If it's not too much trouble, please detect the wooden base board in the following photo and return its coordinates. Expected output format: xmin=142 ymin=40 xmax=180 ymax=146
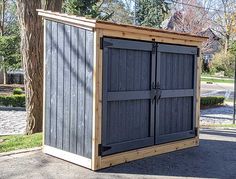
xmin=43 ymin=145 xmax=92 ymax=169
xmin=99 ymin=137 xmax=199 ymax=170
xmin=43 ymin=137 xmax=199 ymax=171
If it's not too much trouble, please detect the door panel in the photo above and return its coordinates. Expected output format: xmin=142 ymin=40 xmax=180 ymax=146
xmin=155 ymin=44 xmax=197 ymax=144
xmin=102 ymin=39 xmax=198 ymax=154
xmin=102 ymin=38 xmax=155 ymax=156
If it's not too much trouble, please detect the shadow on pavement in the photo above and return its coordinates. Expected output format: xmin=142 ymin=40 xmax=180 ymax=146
xmin=100 ymin=129 xmax=236 ymax=179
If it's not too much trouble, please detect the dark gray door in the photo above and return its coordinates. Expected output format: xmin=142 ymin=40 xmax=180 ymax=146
xmin=155 ymin=44 xmax=198 ymax=144
xmin=101 ymin=38 xmax=155 ymax=156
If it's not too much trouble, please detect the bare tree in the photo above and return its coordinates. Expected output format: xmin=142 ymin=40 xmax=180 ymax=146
xmin=210 ymin=0 xmax=236 ymax=53
xmin=16 ymin=0 xmax=63 ymax=134
xmin=166 ymin=0 xmax=211 ymax=34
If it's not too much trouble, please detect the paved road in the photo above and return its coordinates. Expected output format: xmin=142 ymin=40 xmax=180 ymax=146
xmin=0 ymin=128 xmax=236 ymax=179
xmin=201 ymin=82 xmax=234 ymax=99
xmin=0 ymin=101 xmax=234 ymax=135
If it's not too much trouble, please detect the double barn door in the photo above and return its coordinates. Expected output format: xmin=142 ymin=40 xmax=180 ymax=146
xmin=101 ymin=37 xmax=198 ymax=156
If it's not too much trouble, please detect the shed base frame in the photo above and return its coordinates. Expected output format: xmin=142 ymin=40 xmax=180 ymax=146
xmin=43 ymin=138 xmax=198 ymax=170
xmin=43 ymin=145 xmax=92 ymax=169
xmin=94 ymin=137 xmax=199 ymax=170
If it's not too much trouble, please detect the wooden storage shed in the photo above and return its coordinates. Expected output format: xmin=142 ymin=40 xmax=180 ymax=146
xmin=38 ymin=10 xmax=207 ymax=170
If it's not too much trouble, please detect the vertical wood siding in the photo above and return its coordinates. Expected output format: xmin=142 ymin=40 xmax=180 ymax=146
xmin=156 ymin=49 xmax=196 ymax=144
xmin=160 ymin=53 xmax=194 ymax=90
xmin=44 ymin=20 xmax=93 ymax=159
xmin=158 ymin=97 xmax=193 ymax=135
xmin=102 ymin=40 xmax=154 ymax=156
xmin=106 ymin=49 xmax=151 ymax=144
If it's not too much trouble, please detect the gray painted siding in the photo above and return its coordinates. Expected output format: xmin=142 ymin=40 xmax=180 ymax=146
xmin=160 ymin=53 xmax=194 ymax=90
xmin=106 ymin=49 xmax=151 ymax=144
xmin=158 ymin=97 xmax=193 ymax=135
xmin=156 ymin=48 xmax=196 ymax=144
xmin=44 ymin=20 xmax=93 ymax=159
xmin=102 ymin=42 xmax=154 ymax=156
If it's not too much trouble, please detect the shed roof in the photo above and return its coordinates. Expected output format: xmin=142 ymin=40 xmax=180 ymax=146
xmin=37 ymin=9 xmax=207 ymax=43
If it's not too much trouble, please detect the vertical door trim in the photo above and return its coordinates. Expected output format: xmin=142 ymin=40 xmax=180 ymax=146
xmin=101 ymin=37 xmax=155 ymax=156
xmin=192 ymin=54 xmax=198 ymax=130
xmin=155 ymin=47 xmax=161 ymax=140
xmin=150 ymin=43 xmax=156 ymax=137
xmin=155 ymin=44 xmax=197 ymax=144
xmin=101 ymin=47 xmax=109 ymax=149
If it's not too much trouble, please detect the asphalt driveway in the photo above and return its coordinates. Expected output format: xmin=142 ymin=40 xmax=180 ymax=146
xmin=1 ymin=128 xmax=236 ymax=179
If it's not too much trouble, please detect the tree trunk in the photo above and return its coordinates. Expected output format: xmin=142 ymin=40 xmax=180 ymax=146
xmin=16 ymin=0 xmax=44 ymax=134
xmin=225 ymin=34 xmax=230 ymax=54
xmin=44 ymin=0 xmax=63 ymax=12
xmin=16 ymin=0 xmax=63 ymax=134
xmin=3 ymin=65 xmax=7 ymax=84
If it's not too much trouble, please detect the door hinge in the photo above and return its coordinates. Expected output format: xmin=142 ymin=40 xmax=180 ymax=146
xmin=100 ymin=38 xmax=113 ymax=49
xmin=194 ymin=127 xmax=198 ymax=136
xmin=191 ymin=127 xmax=198 ymax=136
xmin=100 ymin=37 xmax=103 ymax=49
xmin=190 ymin=127 xmax=198 ymax=136
xmin=197 ymin=48 xmax=200 ymax=57
xmin=98 ymin=144 xmax=112 ymax=156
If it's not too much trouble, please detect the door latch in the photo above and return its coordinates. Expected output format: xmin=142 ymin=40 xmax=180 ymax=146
xmin=151 ymin=82 xmax=162 ymax=103
xmin=151 ymin=82 xmax=157 ymax=102
xmin=156 ymin=82 xmax=162 ymax=100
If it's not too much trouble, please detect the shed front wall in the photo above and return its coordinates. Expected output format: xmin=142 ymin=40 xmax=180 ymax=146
xmin=44 ymin=19 xmax=94 ymax=159
xmin=100 ymin=37 xmax=198 ymax=156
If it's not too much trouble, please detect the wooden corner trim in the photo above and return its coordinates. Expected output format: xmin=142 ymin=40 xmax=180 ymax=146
xmin=43 ymin=145 xmax=92 ymax=169
xmin=38 ymin=10 xmax=95 ymax=31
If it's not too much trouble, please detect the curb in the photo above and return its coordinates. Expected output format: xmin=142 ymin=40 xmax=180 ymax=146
xmin=0 ymin=133 xmax=26 ymax=136
xmin=0 ymin=106 xmax=26 ymax=111
xmin=0 ymin=147 xmax=42 ymax=157
xmin=200 ymin=126 xmax=236 ymax=130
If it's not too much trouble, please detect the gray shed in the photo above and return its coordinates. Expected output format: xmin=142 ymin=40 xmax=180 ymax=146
xmin=38 ymin=10 xmax=207 ymax=170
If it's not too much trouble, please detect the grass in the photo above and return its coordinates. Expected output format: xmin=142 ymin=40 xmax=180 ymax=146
xmin=201 ymin=124 xmax=236 ymax=128
xmin=0 ymin=133 xmax=42 ymax=153
xmin=201 ymin=77 xmax=234 ymax=84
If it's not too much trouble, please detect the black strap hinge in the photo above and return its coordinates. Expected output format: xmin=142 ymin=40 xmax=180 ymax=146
xmin=190 ymin=127 xmax=198 ymax=136
xmin=100 ymin=38 xmax=113 ymax=49
xmin=197 ymin=48 xmax=200 ymax=57
xmin=194 ymin=127 xmax=198 ymax=136
xmin=100 ymin=37 xmax=103 ymax=49
xmin=98 ymin=144 xmax=112 ymax=156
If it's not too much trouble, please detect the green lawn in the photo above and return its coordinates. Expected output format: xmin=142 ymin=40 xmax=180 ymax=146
xmin=201 ymin=124 xmax=236 ymax=128
xmin=0 ymin=133 xmax=42 ymax=153
xmin=201 ymin=77 xmax=234 ymax=84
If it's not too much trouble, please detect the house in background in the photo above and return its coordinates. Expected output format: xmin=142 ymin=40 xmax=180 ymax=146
xmin=0 ymin=69 xmax=24 ymax=84
xmin=197 ymin=28 xmax=221 ymax=64
xmin=162 ymin=12 xmax=221 ymax=64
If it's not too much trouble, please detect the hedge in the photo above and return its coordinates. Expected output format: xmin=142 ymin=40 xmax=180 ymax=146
xmin=200 ymin=96 xmax=225 ymax=107
xmin=13 ymin=88 xmax=24 ymax=95
xmin=0 ymin=94 xmax=25 ymax=107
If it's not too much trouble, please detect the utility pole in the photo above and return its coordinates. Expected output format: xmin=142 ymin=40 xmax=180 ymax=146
xmin=233 ymin=55 xmax=236 ymax=124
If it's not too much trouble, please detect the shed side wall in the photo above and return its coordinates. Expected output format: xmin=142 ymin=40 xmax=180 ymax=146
xmin=44 ymin=19 xmax=94 ymax=159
